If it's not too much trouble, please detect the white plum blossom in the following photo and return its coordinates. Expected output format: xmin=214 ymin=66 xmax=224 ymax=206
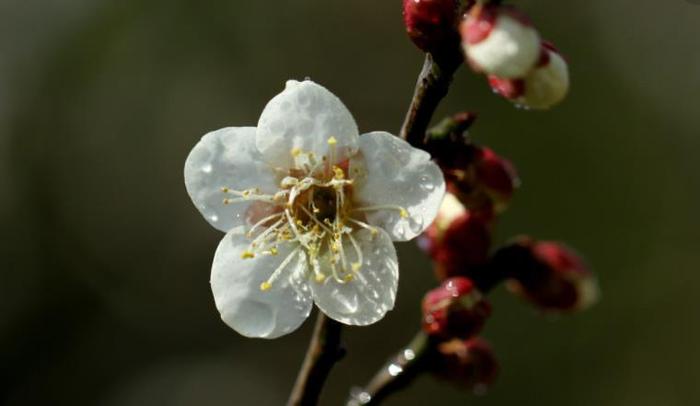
xmin=184 ymin=80 xmax=445 ymax=339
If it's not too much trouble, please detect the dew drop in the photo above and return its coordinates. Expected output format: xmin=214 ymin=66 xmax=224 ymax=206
xmin=350 ymin=388 xmax=372 ymax=405
xmin=421 ymin=182 xmax=435 ymax=191
xmin=387 ymin=363 xmax=403 ymax=376
xmin=202 ymin=164 xmax=213 ymax=173
xmin=403 ymin=349 xmax=416 ymax=361
xmin=210 ymin=214 xmax=219 ymax=223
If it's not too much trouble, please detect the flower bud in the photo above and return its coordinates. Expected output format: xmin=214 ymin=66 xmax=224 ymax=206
xmin=432 ymin=337 xmax=499 ymax=393
xmin=422 ymin=277 xmax=491 ymax=339
xmin=473 ymin=147 xmax=519 ymax=212
xmin=488 ymin=42 xmax=570 ymax=110
xmin=498 ymin=238 xmax=599 ymax=312
xmin=460 ymin=5 xmax=540 ymax=78
xmin=419 ymin=193 xmax=492 ymax=279
xmin=403 ymin=0 xmax=460 ymax=53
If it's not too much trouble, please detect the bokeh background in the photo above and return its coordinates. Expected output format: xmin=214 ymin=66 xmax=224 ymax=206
xmin=2 ymin=0 xmax=699 ymax=405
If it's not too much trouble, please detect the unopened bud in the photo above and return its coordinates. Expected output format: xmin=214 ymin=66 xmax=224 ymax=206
xmin=432 ymin=337 xmax=499 ymax=393
xmin=403 ymin=0 xmax=460 ymax=53
xmin=460 ymin=5 xmax=540 ymax=78
xmin=419 ymin=193 xmax=492 ymax=279
xmin=423 ymin=277 xmax=491 ymax=339
xmin=473 ymin=147 xmax=519 ymax=212
xmin=489 ymin=42 xmax=570 ymax=110
xmin=497 ymin=238 xmax=599 ymax=312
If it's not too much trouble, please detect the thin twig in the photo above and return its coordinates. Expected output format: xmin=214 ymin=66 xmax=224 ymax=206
xmin=346 ymin=332 xmax=433 ymax=406
xmin=287 ymin=312 xmax=344 ymax=406
xmin=399 ymin=51 xmax=463 ymax=148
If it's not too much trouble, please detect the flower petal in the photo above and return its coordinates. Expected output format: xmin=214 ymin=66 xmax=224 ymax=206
xmin=256 ymin=80 xmax=359 ymax=169
xmin=351 ymin=132 xmax=445 ymax=241
xmin=210 ymin=227 xmax=312 ymax=339
xmin=185 ymin=127 xmax=278 ymax=232
xmin=310 ymin=229 xmax=398 ymax=326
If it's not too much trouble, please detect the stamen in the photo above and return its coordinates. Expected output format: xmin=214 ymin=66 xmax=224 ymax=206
xmin=249 ymin=218 xmax=284 ymax=247
xmin=247 ymin=212 xmax=284 ymax=236
xmin=259 ymin=247 xmax=301 ymax=292
xmin=348 ymin=218 xmax=379 ymax=236
xmin=281 ymin=176 xmax=299 ymax=188
xmin=348 ymin=233 xmax=364 ymax=272
xmin=223 ymin=195 xmax=275 ymax=205
xmin=285 ymin=209 xmax=310 ymax=248
xmin=298 ymin=204 xmax=334 ymax=234
xmin=353 ymin=205 xmax=409 ymax=218
xmin=327 ymin=137 xmax=337 ymax=177
xmin=336 ymin=233 xmax=349 ymax=272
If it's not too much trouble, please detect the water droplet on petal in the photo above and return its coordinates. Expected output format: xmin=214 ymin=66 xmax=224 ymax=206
xmin=210 ymin=214 xmax=219 ymax=222
xmin=202 ymin=164 xmax=213 ymax=173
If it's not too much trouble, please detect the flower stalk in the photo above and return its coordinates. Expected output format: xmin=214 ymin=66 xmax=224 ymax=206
xmin=346 ymin=332 xmax=432 ymax=406
xmin=287 ymin=312 xmax=344 ymax=406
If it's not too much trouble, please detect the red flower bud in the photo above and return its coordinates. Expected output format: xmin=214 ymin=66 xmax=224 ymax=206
xmin=403 ymin=0 xmax=460 ymax=53
xmin=419 ymin=194 xmax=492 ymax=279
xmin=473 ymin=147 xmax=519 ymax=212
xmin=422 ymin=277 xmax=491 ymax=339
xmin=432 ymin=337 xmax=499 ymax=393
xmin=501 ymin=238 xmax=599 ymax=312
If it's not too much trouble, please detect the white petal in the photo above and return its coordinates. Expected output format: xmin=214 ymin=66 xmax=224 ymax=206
xmin=256 ymin=80 xmax=359 ymax=169
xmin=184 ymin=127 xmax=278 ymax=232
xmin=351 ymin=132 xmax=445 ymax=241
xmin=310 ymin=229 xmax=398 ymax=326
xmin=210 ymin=227 xmax=312 ymax=339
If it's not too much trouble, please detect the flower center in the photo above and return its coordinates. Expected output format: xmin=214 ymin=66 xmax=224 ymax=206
xmin=221 ymin=137 xmax=408 ymax=292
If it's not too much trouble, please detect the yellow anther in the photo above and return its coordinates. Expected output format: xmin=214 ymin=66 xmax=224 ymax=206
xmin=327 ymin=136 xmax=337 ymax=145
xmin=370 ymin=228 xmax=379 ymax=236
xmin=344 ymin=274 xmax=354 ymax=282
xmin=242 ymin=190 xmax=251 ymax=197
xmin=241 ymin=251 xmax=255 ymax=259
xmin=223 ymin=198 xmax=231 ymax=205
xmin=269 ymin=247 xmax=279 ymax=256
xmin=352 ymin=262 xmax=361 ymax=272
xmin=399 ymin=208 xmax=409 ymax=218
xmin=260 ymin=281 xmax=272 ymax=291
xmin=315 ymin=273 xmax=327 ymax=283
xmin=291 ymin=147 xmax=302 ymax=157
xmin=221 ymin=187 xmax=229 ymax=193
xmin=333 ymin=166 xmax=345 ymax=179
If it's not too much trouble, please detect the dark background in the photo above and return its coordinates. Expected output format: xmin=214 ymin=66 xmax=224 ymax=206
xmin=2 ymin=0 xmax=699 ymax=405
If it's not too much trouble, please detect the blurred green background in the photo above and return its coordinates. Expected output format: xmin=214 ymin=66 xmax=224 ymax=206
xmin=2 ymin=0 xmax=699 ymax=405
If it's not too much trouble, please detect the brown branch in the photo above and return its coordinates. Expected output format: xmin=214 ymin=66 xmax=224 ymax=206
xmin=346 ymin=332 xmax=433 ymax=406
xmin=287 ymin=312 xmax=344 ymax=406
xmin=399 ymin=51 xmax=463 ymax=148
